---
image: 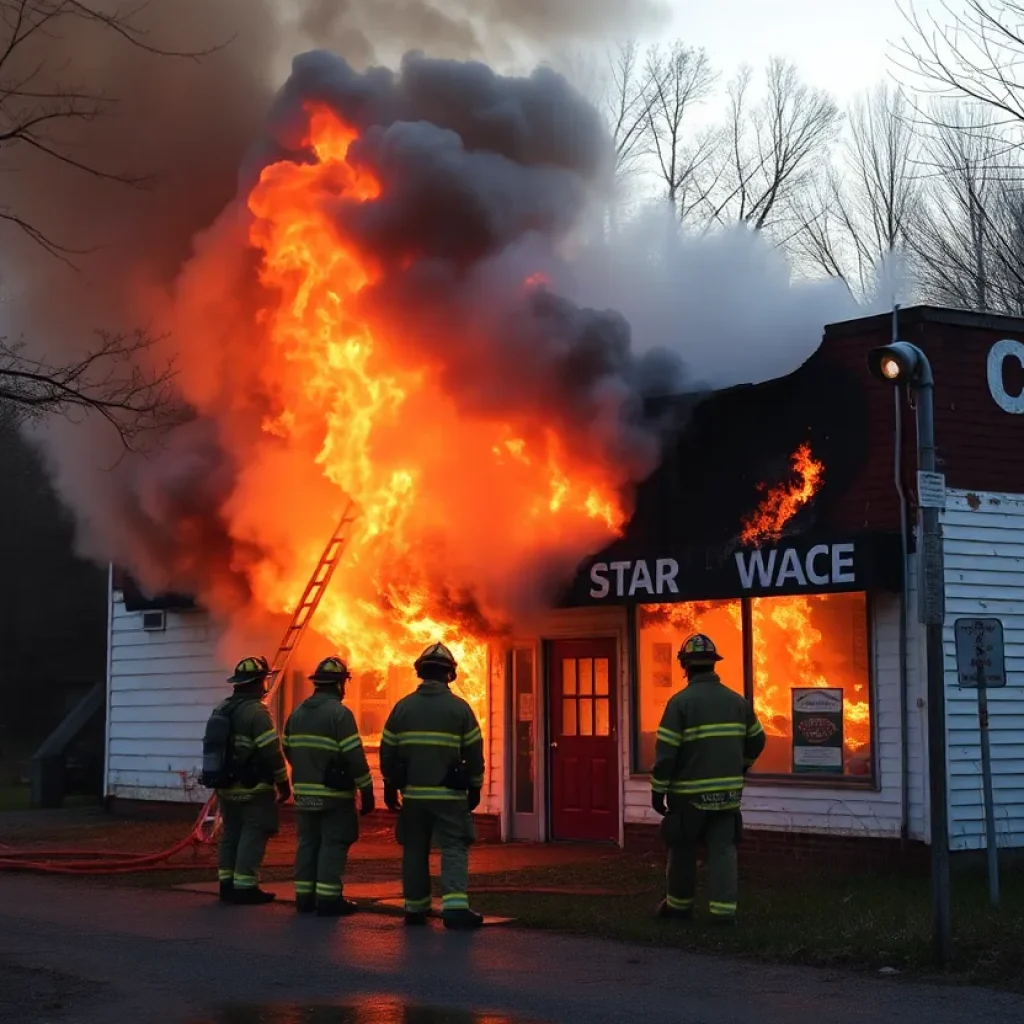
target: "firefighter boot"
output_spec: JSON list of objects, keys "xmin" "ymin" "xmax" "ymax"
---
[
  {"xmin": 316, "ymin": 898, "xmax": 358, "ymax": 918},
  {"xmin": 404, "ymin": 911, "xmax": 429, "ymax": 926},
  {"xmin": 442, "ymin": 909, "xmax": 484, "ymax": 931},
  {"xmin": 219, "ymin": 880, "xmax": 234, "ymax": 903},
  {"xmin": 295, "ymin": 895, "xmax": 316, "ymax": 914},
  {"xmin": 231, "ymin": 887, "xmax": 277, "ymax": 905},
  {"xmin": 656, "ymin": 899, "xmax": 694, "ymax": 921}
]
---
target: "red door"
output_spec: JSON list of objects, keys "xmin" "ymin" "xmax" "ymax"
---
[{"xmin": 548, "ymin": 639, "xmax": 619, "ymax": 842}]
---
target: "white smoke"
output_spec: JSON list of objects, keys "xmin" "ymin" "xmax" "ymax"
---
[{"xmin": 568, "ymin": 204, "xmax": 881, "ymax": 391}]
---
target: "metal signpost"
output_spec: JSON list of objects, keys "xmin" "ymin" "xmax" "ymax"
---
[{"xmin": 954, "ymin": 617, "xmax": 1006, "ymax": 907}]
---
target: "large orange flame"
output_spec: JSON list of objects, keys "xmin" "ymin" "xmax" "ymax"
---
[
  {"xmin": 237, "ymin": 105, "xmax": 627, "ymax": 741},
  {"xmin": 740, "ymin": 442, "xmax": 824, "ymax": 545}
]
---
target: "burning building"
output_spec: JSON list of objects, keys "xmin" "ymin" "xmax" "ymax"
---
[
  {"xmin": 79, "ymin": 53, "xmax": 1022, "ymax": 862},
  {"xmin": 106, "ymin": 299, "xmax": 1024, "ymax": 861}
]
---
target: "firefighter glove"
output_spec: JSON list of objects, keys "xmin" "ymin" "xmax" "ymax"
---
[
  {"xmin": 384, "ymin": 782, "xmax": 401, "ymax": 811},
  {"xmin": 651, "ymin": 791, "xmax": 666, "ymax": 816},
  {"xmin": 276, "ymin": 780, "xmax": 292, "ymax": 804},
  {"xmin": 467, "ymin": 786, "xmax": 481, "ymax": 812},
  {"xmin": 359, "ymin": 786, "xmax": 376, "ymax": 816}
]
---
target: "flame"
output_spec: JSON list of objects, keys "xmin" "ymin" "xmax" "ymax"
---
[
  {"xmin": 240, "ymin": 105, "xmax": 627, "ymax": 741},
  {"xmin": 740, "ymin": 442, "xmax": 824, "ymax": 544},
  {"xmin": 749, "ymin": 594, "xmax": 871, "ymax": 766},
  {"xmin": 638, "ymin": 594, "xmax": 871, "ymax": 774}
]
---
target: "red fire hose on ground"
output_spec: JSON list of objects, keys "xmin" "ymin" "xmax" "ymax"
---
[{"xmin": 0, "ymin": 796, "xmax": 217, "ymax": 876}]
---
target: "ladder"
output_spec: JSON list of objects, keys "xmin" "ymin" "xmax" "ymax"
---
[
  {"xmin": 264, "ymin": 499, "xmax": 358, "ymax": 709},
  {"xmin": 199, "ymin": 500, "xmax": 358, "ymax": 839}
]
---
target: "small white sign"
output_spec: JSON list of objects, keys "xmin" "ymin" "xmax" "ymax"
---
[
  {"xmin": 954, "ymin": 617, "xmax": 1007, "ymax": 688},
  {"xmin": 917, "ymin": 471, "xmax": 947, "ymax": 509},
  {"xmin": 793, "ymin": 689, "xmax": 843, "ymax": 714},
  {"xmin": 793, "ymin": 746, "xmax": 843, "ymax": 770}
]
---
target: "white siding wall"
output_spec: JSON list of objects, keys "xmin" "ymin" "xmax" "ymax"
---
[
  {"xmin": 106, "ymin": 590, "xmax": 505, "ymax": 811},
  {"xmin": 623, "ymin": 588, "xmax": 925, "ymax": 840},
  {"xmin": 942, "ymin": 490, "xmax": 1024, "ymax": 851},
  {"xmin": 107, "ymin": 593, "xmax": 227, "ymax": 802}
]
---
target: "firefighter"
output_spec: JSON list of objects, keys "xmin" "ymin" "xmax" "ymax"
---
[
  {"xmin": 380, "ymin": 642, "xmax": 485, "ymax": 930},
  {"xmin": 650, "ymin": 633, "xmax": 766, "ymax": 925},
  {"xmin": 283, "ymin": 656, "xmax": 375, "ymax": 917},
  {"xmin": 210, "ymin": 655, "xmax": 290, "ymax": 905}
]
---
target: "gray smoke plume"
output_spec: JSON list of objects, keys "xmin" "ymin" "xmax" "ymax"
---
[{"xmin": 3, "ymin": 16, "xmax": 870, "ymax": 644}]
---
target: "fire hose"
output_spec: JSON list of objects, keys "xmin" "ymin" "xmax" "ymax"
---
[{"xmin": 0, "ymin": 795, "xmax": 218, "ymax": 875}]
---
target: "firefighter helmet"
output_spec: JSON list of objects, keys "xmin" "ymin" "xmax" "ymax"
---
[
  {"xmin": 228, "ymin": 655, "xmax": 270, "ymax": 685},
  {"xmin": 414, "ymin": 642, "xmax": 458, "ymax": 681},
  {"xmin": 678, "ymin": 633, "xmax": 722, "ymax": 666},
  {"xmin": 310, "ymin": 656, "xmax": 350, "ymax": 684}
]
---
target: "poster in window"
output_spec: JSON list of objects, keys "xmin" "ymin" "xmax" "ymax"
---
[{"xmin": 792, "ymin": 688, "xmax": 844, "ymax": 773}]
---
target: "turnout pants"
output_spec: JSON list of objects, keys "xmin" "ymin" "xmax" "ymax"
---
[
  {"xmin": 396, "ymin": 799, "xmax": 476, "ymax": 914},
  {"xmin": 663, "ymin": 804, "xmax": 740, "ymax": 919},
  {"xmin": 294, "ymin": 803, "xmax": 358, "ymax": 902},
  {"xmin": 217, "ymin": 792, "xmax": 278, "ymax": 891}
]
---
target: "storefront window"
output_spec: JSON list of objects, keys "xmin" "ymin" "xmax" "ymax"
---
[
  {"xmin": 749, "ymin": 593, "xmax": 871, "ymax": 778},
  {"xmin": 634, "ymin": 593, "xmax": 873, "ymax": 781},
  {"xmin": 635, "ymin": 600, "xmax": 743, "ymax": 771}
]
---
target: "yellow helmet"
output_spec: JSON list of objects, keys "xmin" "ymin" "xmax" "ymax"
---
[
  {"xmin": 228, "ymin": 655, "xmax": 270, "ymax": 685},
  {"xmin": 310, "ymin": 656, "xmax": 350, "ymax": 683},
  {"xmin": 678, "ymin": 633, "xmax": 721, "ymax": 666},
  {"xmin": 414, "ymin": 642, "xmax": 458, "ymax": 681}
]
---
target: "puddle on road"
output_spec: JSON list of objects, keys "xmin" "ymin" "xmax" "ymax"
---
[{"xmin": 191, "ymin": 997, "xmax": 545, "ymax": 1024}]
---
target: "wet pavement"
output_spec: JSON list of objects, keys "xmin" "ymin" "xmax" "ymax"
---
[
  {"xmin": 189, "ymin": 1000, "xmax": 545, "ymax": 1022},
  {"xmin": 1, "ymin": 875, "xmax": 1023, "ymax": 1024}
]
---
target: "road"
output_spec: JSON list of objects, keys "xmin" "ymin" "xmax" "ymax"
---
[{"xmin": 0, "ymin": 876, "xmax": 1022, "ymax": 1024}]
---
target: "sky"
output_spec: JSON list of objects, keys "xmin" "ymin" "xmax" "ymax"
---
[{"xmin": 663, "ymin": 0, "xmax": 939, "ymax": 103}]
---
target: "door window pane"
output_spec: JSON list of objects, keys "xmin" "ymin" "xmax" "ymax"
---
[
  {"xmin": 635, "ymin": 600, "xmax": 744, "ymax": 771},
  {"xmin": 595, "ymin": 698, "xmax": 610, "ymax": 737},
  {"xmin": 594, "ymin": 658, "xmax": 609, "ymax": 696},
  {"xmin": 579, "ymin": 697, "xmax": 594, "ymax": 736},
  {"xmin": 562, "ymin": 698, "xmax": 577, "ymax": 736},
  {"xmin": 562, "ymin": 658, "xmax": 577, "ymax": 695},
  {"xmin": 579, "ymin": 658, "xmax": 594, "ymax": 695}
]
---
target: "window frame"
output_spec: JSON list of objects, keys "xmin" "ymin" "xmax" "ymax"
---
[{"xmin": 629, "ymin": 592, "xmax": 878, "ymax": 790}]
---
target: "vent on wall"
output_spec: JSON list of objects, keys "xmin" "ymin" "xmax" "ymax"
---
[{"xmin": 141, "ymin": 610, "xmax": 166, "ymax": 632}]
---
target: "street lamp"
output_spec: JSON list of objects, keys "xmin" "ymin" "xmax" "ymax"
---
[{"xmin": 867, "ymin": 338, "xmax": 951, "ymax": 968}]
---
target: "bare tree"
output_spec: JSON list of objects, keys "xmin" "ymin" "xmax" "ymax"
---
[
  {"xmin": 909, "ymin": 100, "xmax": 1024, "ymax": 313},
  {"xmin": 642, "ymin": 40, "xmax": 719, "ymax": 220},
  {"xmin": 0, "ymin": 330, "xmax": 184, "ymax": 448},
  {"xmin": 705, "ymin": 58, "xmax": 842, "ymax": 232},
  {"xmin": 0, "ymin": 1, "xmax": 212, "ymax": 443},
  {"xmin": 602, "ymin": 39, "xmax": 656, "ymax": 185},
  {"xmin": 893, "ymin": 0, "xmax": 1024, "ymax": 138},
  {"xmin": 792, "ymin": 84, "xmax": 921, "ymax": 295}
]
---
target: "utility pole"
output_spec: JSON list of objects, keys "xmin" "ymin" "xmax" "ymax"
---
[{"xmin": 867, "ymin": 338, "xmax": 951, "ymax": 967}]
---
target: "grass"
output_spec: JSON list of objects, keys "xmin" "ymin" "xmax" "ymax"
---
[
  {"xmin": 468, "ymin": 855, "xmax": 1024, "ymax": 991},
  {"xmin": 0, "ymin": 785, "xmax": 101, "ymax": 812},
  {"xmin": 0, "ymin": 786, "xmax": 31, "ymax": 811},
  {"xmin": 2, "ymin": 811, "xmax": 1021, "ymax": 991}
]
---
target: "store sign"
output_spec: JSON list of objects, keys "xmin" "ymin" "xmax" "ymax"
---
[
  {"xmin": 588, "ymin": 558, "xmax": 680, "ymax": 599},
  {"xmin": 987, "ymin": 338, "xmax": 1024, "ymax": 414},
  {"xmin": 792, "ymin": 688, "xmax": 844, "ymax": 774},
  {"xmin": 734, "ymin": 542, "xmax": 855, "ymax": 590},
  {"xmin": 587, "ymin": 538, "xmax": 862, "ymax": 600}
]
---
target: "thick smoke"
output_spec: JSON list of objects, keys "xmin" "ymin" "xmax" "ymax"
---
[
  {"xmin": 250, "ymin": 51, "xmax": 689, "ymax": 483},
  {"xmin": 2, "ymin": 17, "xmax": 874, "ymax": 652}
]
